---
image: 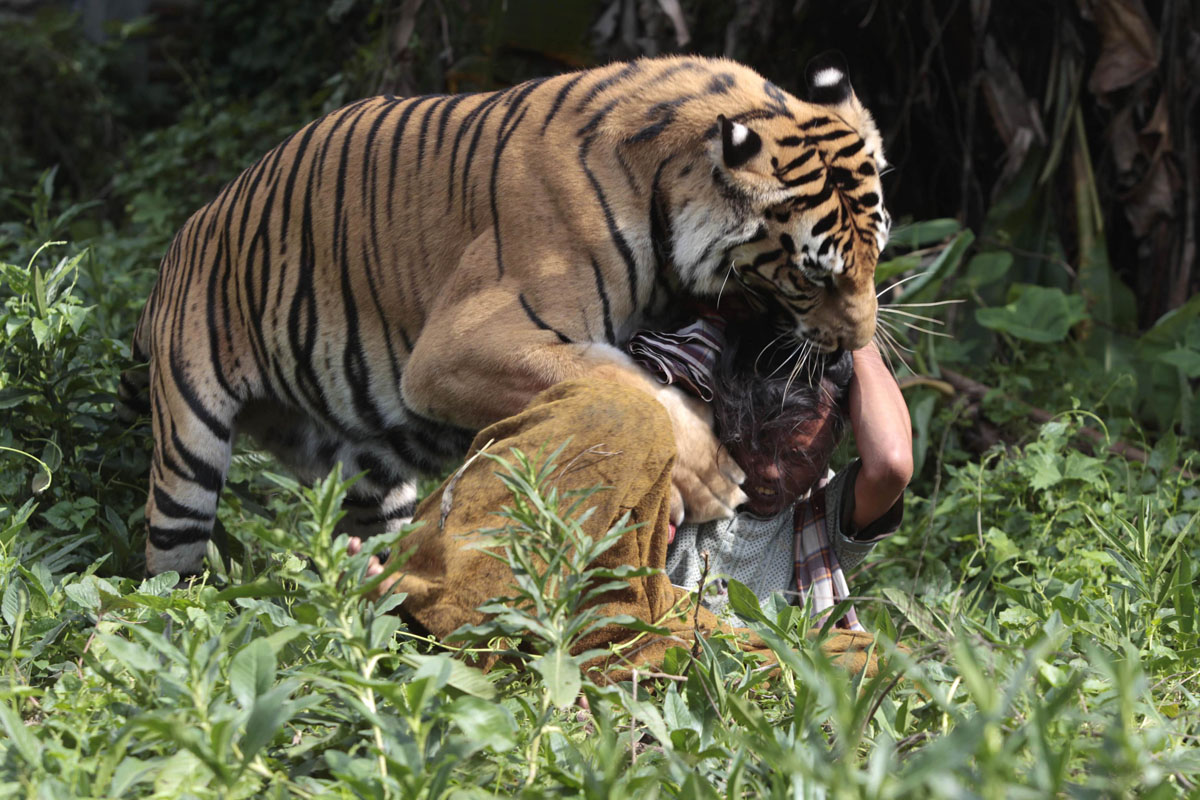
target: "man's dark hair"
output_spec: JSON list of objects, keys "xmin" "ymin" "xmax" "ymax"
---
[{"xmin": 711, "ymin": 322, "xmax": 854, "ymax": 493}]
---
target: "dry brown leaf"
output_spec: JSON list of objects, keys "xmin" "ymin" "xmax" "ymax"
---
[
  {"xmin": 1108, "ymin": 105, "xmax": 1141, "ymax": 174},
  {"xmin": 1081, "ymin": 0, "xmax": 1160, "ymax": 94},
  {"xmin": 980, "ymin": 37, "xmax": 1045, "ymax": 184},
  {"xmin": 1123, "ymin": 155, "xmax": 1176, "ymax": 235},
  {"xmin": 656, "ymin": 0, "xmax": 690, "ymax": 47}
]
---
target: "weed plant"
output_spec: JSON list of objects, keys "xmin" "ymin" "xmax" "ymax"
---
[{"xmin": 0, "ymin": 239, "xmax": 1197, "ymax": 794}]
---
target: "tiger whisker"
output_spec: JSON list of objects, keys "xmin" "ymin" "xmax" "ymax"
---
[
  {"xmin": 715, "ymin": 262, "xmax": 736, "ymax": 308},
  {"xmin": 880, "ymin": 299, "xmax": 965, "ymax": 308},
  {"xmin": 875, "ymin": 320, "xmax": 915, "ymax": 353},
  {"xmin": 766, "ymin": 341, "xmax": 803, "ymax": 380},
  {"xmin": 873, "ymin": 328, "xmax": 898, "ymax": 369},
  {"xmin": 889, "ymin": 319, "xmax": 954, "ymax": 339},
  {"xmin": 877, "ymin": 307, "xmax": 945, "ymax": 325},
  {"xmin": 875, "ymin": 270, "xmax": 933, "ymax": 297},
  {"xmin": 781, "ymin": 339, "xmax": 810, "ymax": 402},
  {"xmin": 753, "ymin": 329, "xmax": 792, "ymax": 375}
]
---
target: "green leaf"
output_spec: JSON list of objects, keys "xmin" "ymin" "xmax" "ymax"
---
[
  {"xmin": 1156, "ymin": 347, "xmax": 1200, "ymax": 378},
  {"xmin": 229, "ymin": 638, "xmax": 275, "ymax": 708},
  {"xmin": 881, "ymin": 588, "xmax": 946, "ymax": 640},
  {"xmin": 98, "ymin": 633, "xmax": 161, "ymax": 674},
  {"xmin": 726, "ymin": 579, "xmax": 766, "ymax": 624},
  {"xmin": 966, "ymin": 250, "xmax": 1013, "ymax": 288},
  {"xmin": 241, "ymin": 685, "xmax": 297, "ymax": 762},
  {"xmin": 64, "ymin": 578, "xmax": 101, "ymax": 611},
  {"xmin": 530, "ymin": 646, "xmax": 582, "ymax": 709},
  {"xmin": 1139, "ymin": 293, "xmax": 1200, "ymax": 349},
  {"xmin": 213, "ymin": 577, "xmax": 289, "ymax": 602},
  {"xmin": 0, "ymin": 704, "xmax": 41, "ymax": 765},
  {"xmin": 32, "ymin": 266, "xmax": 48, "ymax": 317},
  {"xmin": 30, "ymin": 317, "xmax": 51, "ymax": 347},
  {"xmin": 975, "ymin": 285, "xmax": 1089, "ymax": 343},
  {"xmin": 887, "ymin": 218, "xmax": 962, "ymax": 250},
  {"xmin": 2, "ymin": 577, "xmax": 29, "ymax": 630},
  {"xmin": 893, "ymin": 230, "xmax": 975, "ymax": 301},
  {"xmin": 444, "ymin": 695, "xmax": 518, "ymax": 753},
  {"xmin": 1026, "ymin": 452, "xmax": 1063, "ymax": 491},
  {"xmin": 369, "ymin": 614, "xmax": 401, "ymax": 649},
  {"xmin": 398, "ymin": 653, "xmax": 495, "ymax": 700}
]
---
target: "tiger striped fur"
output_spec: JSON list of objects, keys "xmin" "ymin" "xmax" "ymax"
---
[{"xmin": 129, "ymin": 52, "xmax": 890, "ymax": 576}]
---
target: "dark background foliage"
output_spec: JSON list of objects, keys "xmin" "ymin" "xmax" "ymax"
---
[{"xmin": 3, "ymin": 0, "xmax": 1195, "ymax": 318}]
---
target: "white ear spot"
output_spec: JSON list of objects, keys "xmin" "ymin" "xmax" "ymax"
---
[
  {"xmin": 730, "ymin": 122, "xmax": 749, "ymax": 146},
  {"xmin": 812, "ymin": 67, "xmax": 843, "ymax": 88}
]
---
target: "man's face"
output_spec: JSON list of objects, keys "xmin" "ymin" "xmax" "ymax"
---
[{"xmin": 728, "ymin": 408, "xmax": 838, "ymax": 517}]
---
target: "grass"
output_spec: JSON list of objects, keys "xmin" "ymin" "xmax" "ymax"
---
[{"xmin": 1, "ymin": 226, "xmax": 1198, "ymax": 796}]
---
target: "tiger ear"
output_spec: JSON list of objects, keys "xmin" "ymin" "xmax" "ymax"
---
[
  {"xmin": 804, "ymin": 51, "xmax": 853, "ymax": 105},
  {"xmin": 718, "ymin": 114, "xmax": 762, "ymax": 169}
]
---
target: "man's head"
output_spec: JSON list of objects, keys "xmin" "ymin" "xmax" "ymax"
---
[{"xmin": 711, "ymin": 327, "xmax": 853, "ymax": 517}]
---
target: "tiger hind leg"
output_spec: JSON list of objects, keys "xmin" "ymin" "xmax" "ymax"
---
[
  {"xmin": 238, "ymin": 402, "xmax": 421, "ymax": 539},
  {"xmin": 144, "ymin": 370, "xmax": 240, "ymax": 578}
]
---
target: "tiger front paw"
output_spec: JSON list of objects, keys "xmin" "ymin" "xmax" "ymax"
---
[{"xmin": 654, "ymin": 385, "xmax": 747, "ymax": 525}]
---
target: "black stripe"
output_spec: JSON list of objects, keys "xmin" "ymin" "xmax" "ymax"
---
[
  {"xmin": 541, "ymin": 72, "xmax": 585, "ymax": 134},
  {"xmin": 433, "ymin": 94, "xmax": 473, "ymax": 159},
  {"xmin": 578, "ymin": 125, "xmax": 640, "ymax": 307},
  {"xmin": 450, "ymin": 90, "xmax": 508, "ymax": 215},
  {"xmin": 360, "ymin": 99, "xmax": 400, "ymax": 207},
  {"xmin": 148, "ymin": 524, "xmax": 211, "ymax": 548},
  {"xmin": 752, "ymin": 249, "xmax": 784, "ymax": 267},
  {"xmin": 166, "ymin": 356, "xmax": 231, "ymax": 442},
  {"xmin": 387, "ymin": 95, "xmax": 442, "ymax": 217},
  {"xmin": 799, "ymin": 116, "xmax": 834, "ymax": 131},
  {"xmin": 168, "ymin": 419, "xmax": 225, "ymax": 493},
  {"xmin": 205, "ymin": 223, "xmax": 239, "ymax": 402},
  {"xmin": 287, "ymin": 148, "xmax": 327, "ymax": 417},
  {"xmin": 806, "ymin": 129, "xmax": 853, "ymax": 144},
  {"xmin": 794, "ymin": 181, "xmax": 834, "ymax": 210},
  {"xmin": 834, "ymin": 139, "xmax": 865, "ymax": 159},
  {"xmin": 416, "ymin": 96, "xmax": 449, "ymax": 170},
  {"xmin": 153, "ymin": 486, "xmax": 213, "ymax": 522},
  {"xmin": 590, "ymin": 257, "xmax": 615, "ymax": 345},
  {"xmin": 315, "ymin": 98, "xmax": 374, "ymax": 189},
  {"xmin": 782, "ymin": 167, "xmax": 822, "ymax": 188},
  {"xmin": 519, "ymin": 294, "xmax": 572, "ymax": 344},
  {"xmin": 777, "ymin": 150, "xmax": 816, "ymax": 174},
  {"xmin": 575, "ymin": 62, "xmax": 642, "ymax": 111},
  {"xmin": 489, "ymin": 83, "xmax": 541, "ymax": 277},
  {"xmin": 649, "ymin": 157, "xmax": 674, "ymax": 277},
  {"xmin": 361, "ymin": 501, "xmax": 418, "ymax": 525},
  {"xmin": 279, "ymin": 114, "xmax": 325, "ymax": 247},
  {"xmin": 810, "ymin": 208, "xmax": 839, "ymax": 238}
]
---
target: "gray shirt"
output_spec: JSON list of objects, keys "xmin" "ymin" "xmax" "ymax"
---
[{"xmin": 664, "ymin": 460, "xmax": 901, "ymax": 621}]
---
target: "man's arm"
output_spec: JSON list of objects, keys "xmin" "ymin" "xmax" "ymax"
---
[{"xmin": 848, "ymin": 342, "xmax": 913, "ymax": 530}]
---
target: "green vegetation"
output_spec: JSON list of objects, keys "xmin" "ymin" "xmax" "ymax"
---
[{"xmin": 1, "ymin": 1, "xmax": 1198, "ymax": 796}]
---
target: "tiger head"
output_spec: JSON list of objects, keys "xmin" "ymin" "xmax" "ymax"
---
[{"xmin": 713, "ymin": 54, "xmax": 890, "ymax": 353}]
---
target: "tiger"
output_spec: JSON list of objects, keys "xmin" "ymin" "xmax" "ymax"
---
[{"xmin": 125, "ymin": 51, "xmax": 891, "ymax": 576}]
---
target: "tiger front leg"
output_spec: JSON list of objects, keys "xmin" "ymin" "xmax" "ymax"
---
[{"xmin": 404, "ymin": 290, "xmax": 747, "ymax": 524}]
